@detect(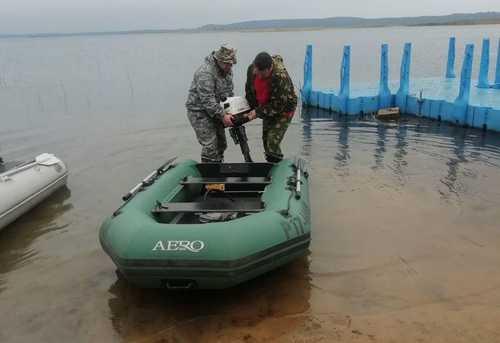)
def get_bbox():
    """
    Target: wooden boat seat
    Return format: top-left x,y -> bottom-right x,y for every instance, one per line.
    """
181,176 -> 271,185
153,198 -> 264,214
181,176 -> 271,192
